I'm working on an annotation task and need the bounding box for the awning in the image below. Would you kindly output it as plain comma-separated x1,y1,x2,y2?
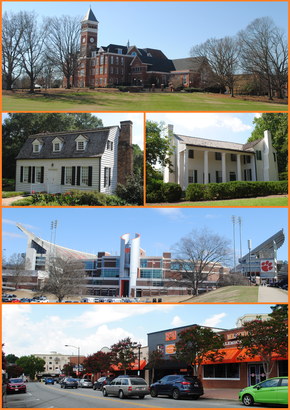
202,348,287,365
111,360,147,371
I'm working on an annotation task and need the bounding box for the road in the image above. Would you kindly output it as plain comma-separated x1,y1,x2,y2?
5,382,245,408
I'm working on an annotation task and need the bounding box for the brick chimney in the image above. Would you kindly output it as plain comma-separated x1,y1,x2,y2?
117,121,134,185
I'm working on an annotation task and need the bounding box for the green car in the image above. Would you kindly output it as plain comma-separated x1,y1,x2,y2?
239,377,288,406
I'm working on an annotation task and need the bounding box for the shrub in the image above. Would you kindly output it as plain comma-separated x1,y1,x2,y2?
115,174,143,206
162,183,182,202
105,195,129,206
279,172,288,181
70,190,107,206
185,184,206,201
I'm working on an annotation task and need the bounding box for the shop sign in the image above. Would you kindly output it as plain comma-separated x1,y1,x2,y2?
165,344,176,355
165,330,177,341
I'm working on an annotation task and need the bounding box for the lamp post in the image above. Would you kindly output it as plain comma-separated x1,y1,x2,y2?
137,344,141,376
248,240,252,284
65,344,80,377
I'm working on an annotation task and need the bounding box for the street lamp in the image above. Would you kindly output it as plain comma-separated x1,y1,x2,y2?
65,344,80,376
248,240,252,284
137,344,141,376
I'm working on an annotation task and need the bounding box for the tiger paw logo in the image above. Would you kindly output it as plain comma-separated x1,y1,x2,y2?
261,261,273,272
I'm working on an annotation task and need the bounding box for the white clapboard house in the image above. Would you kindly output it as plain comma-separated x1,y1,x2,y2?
15,121,133,194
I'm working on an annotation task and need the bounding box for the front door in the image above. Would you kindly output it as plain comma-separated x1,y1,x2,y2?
248,364,267,386
48,169,57,185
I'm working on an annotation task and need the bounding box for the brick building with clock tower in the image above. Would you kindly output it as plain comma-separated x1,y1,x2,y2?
64,7,208,89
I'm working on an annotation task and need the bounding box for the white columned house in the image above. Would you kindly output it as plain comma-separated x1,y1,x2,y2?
164,125,279,189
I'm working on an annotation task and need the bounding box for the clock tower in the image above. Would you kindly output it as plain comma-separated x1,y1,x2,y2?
80,7,98,57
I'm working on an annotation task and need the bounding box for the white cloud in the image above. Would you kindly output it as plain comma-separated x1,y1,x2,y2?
155,208,186,221
205,214,222,219
2,219,40,230
202,313,227,327
2,231,26,240
171,316,185,327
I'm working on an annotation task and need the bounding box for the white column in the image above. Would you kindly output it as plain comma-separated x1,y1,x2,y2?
204,150,209,184
183,149,188,190
177,149,181,185
222,152,227,182
237,154,242,181
251,155,257,181
263,130,270,181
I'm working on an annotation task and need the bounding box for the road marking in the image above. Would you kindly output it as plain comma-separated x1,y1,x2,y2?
44,386,163,408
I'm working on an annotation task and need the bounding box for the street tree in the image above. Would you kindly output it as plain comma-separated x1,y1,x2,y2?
2,113,103,179
147,349,165,383
133,144,144,176
237,309,288,379
247,113,288,174
2,11,26,90
146,120,174,180
4,253,31,290
45,15,81,89
20,12,48,93
190,36,241,96
173,326,226,376
16,355,45,380
39,257,86,302
62,362,75,376
6,365,24,378
83,351,113,375
238,17,288,100
171,227,232,296
269,304,288,318
110,337,138,375
2,344,7,370
5,354,19,364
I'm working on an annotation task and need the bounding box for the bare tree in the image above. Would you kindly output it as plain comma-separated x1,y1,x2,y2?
190,36,241,96
238,17,288,100
40,257,86,302
217,272,250,287
2,11,26,90
171,227,232,296
4,253,31,290
45,15,81,89
20,12,47,93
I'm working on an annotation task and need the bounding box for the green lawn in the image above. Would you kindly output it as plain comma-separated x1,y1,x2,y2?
147,196,288,207
2,91,288,111
182,286,259,303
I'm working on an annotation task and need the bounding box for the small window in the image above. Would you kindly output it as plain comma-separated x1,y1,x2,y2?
116,68,118,74
188,149,194,159
256,150,262,160
118,49,122,55
107,141,110,149
77,141,85,150
111,142,113,150
33,144,39,153
273,152,276,162
231,154,237,162
104,167,111,187
131,52,137,56
54,142,60,152
215,152,221,160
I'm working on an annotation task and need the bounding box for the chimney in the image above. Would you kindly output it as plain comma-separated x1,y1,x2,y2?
117,121,134,185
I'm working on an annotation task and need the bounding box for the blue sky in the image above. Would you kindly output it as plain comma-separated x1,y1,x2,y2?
146,113,261,144
2,2,288,59
2,113,144,149
2,304,275,357
2,208,288,263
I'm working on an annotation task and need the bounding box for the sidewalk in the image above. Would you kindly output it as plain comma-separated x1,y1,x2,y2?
258,286,288,303
203,388,240,401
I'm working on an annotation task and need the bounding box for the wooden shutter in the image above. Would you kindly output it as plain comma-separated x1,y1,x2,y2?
40,167,44,183
77,167,81,185
28,166,32,183
20,166,23,182
72,167,76,186
216,171,219,183
61,167,65,185
88,166,93,186
32,166,35,183
194,170,197,183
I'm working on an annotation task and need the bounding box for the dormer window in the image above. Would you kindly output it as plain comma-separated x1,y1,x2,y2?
54,143,60,152
118,49,122,54
33,144,40,153
77,141,84,150
147,53,152,57
52,137,63,152
107,141,113,150
131,52,137,56
32,139,42,153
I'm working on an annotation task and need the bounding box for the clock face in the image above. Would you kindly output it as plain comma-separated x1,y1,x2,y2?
90,37,95,43
82,37,86,43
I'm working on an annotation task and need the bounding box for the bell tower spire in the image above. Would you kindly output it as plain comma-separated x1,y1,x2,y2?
80,7,99,57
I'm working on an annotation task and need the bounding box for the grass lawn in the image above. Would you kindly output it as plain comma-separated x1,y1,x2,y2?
3,191,26,198
147,196,288,207
182,286,259,303
2,90,288,111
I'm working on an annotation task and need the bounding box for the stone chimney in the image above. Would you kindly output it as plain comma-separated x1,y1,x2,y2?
117,120,134,185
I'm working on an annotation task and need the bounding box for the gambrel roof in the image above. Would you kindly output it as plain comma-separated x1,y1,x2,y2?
16,127,118,160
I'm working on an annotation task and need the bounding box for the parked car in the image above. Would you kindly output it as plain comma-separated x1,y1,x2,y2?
79,379,93,388
6,378,27,394
150,375,204,400
20,298,31,303
60,378,78,389
45,378,54,385
93,376,115,390
239,377,288,406
103,376,149,399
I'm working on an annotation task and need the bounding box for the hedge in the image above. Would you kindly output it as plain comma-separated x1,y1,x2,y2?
185,181,288,202
146,180,182,203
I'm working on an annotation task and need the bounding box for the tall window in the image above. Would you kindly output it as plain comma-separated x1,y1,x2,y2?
111,56,114,64
35,167,42,183
100,55,104,65
81,167,88,185
215,152,221,160
231,154,237,162
66,167,72,184
188,149,194,159
104,167,111,187
256,150,262,160
23,167,29,182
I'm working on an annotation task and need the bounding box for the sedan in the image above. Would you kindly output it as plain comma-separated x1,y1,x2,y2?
7,378,27,394
60,378,78,389
45,378,54,385
239,377,288,406
93,376,115,390
79,379,93,388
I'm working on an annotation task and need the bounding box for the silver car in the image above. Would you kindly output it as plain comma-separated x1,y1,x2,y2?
103,376,149,399
79,378,93,388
